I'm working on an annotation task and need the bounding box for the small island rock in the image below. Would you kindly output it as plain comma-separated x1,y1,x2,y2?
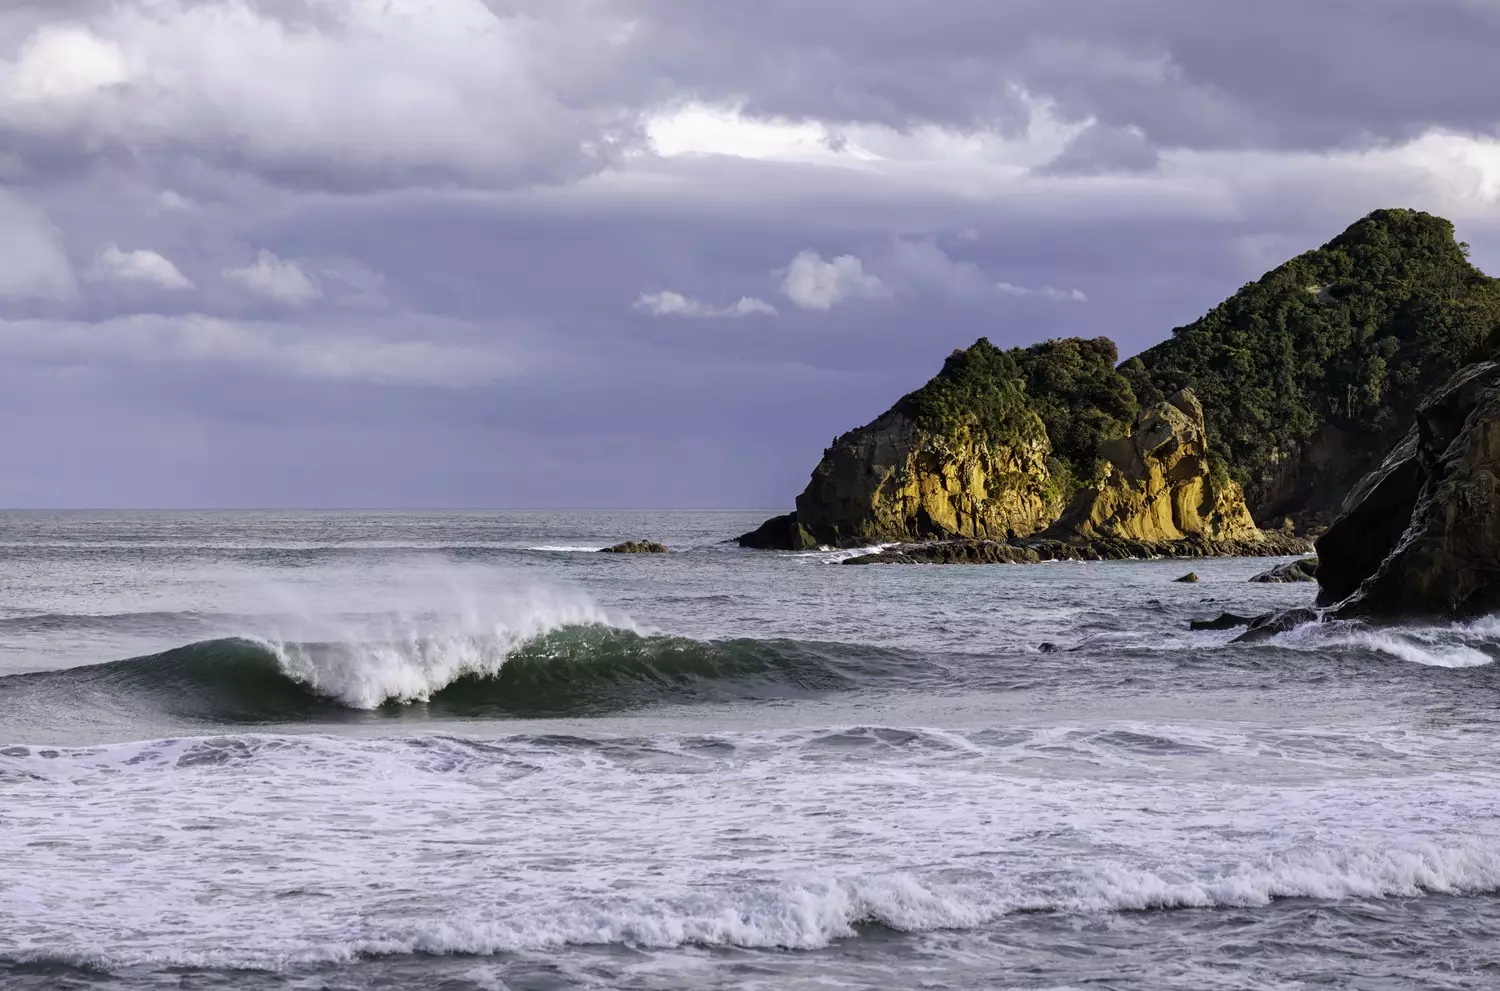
600,541,670,554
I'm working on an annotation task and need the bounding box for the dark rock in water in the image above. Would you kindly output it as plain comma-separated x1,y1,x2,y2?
1250,557,1320,583
1174,572,1200,583
844,540,1042,566
1232,608,1321,643
1319,361,1500,619
842,532,1310,566
1190,612,1260,631
1038,642,1059,653
600,541,670,554
736,513,820,551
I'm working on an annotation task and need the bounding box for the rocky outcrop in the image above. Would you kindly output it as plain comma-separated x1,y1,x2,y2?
1317,361,1500,619
747,376,1301,563
1250,558,1319,583
785,413,1061,547
1051,389,1263,545
600,540,669,554
736,513,819,551
1232,608,1322,643
737,337,1132,551
736,406,1065,551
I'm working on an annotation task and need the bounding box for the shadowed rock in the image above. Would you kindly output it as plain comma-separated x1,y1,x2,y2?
736,514,819,551
841,532,1309,565
1250,558,1320,583
1175,572,1200,583
1318,362,1500,619
1189,612,1260,631
1231,608,1321,643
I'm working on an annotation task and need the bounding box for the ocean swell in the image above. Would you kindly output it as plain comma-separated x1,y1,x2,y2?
0,629,918,722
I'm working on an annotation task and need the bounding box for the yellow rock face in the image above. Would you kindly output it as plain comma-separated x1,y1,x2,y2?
1059,389,1262,543
793,411,1063,545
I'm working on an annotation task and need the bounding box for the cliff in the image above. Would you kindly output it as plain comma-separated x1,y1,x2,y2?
739,337,1133,549
1053,388,1262,544
1125,208,1500,528
840,387,1309,565
1317,361,1500,618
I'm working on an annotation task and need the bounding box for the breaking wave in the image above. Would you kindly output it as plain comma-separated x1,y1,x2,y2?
0,628,923,722
5,842,1500,972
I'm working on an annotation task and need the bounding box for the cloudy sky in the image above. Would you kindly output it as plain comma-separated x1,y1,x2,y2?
1,0,1497,508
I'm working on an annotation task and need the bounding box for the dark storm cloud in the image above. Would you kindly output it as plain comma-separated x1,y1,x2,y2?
4,0,1494,199
1035,124,1161,177
625,0,1500,152
0,0,1496,507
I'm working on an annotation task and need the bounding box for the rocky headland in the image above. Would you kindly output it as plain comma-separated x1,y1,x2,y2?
740,208,1500,582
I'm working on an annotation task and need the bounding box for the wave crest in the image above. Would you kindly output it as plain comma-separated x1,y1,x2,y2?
1,628,917,722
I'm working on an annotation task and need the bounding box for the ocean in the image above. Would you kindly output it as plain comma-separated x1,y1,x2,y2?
2,510,1498,990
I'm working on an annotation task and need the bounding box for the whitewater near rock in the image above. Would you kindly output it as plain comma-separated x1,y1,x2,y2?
3,510,1500,991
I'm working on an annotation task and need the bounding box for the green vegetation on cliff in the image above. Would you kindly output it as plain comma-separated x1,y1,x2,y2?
1125,208,1500,518
895,336,1137,483
1012,337,1139,483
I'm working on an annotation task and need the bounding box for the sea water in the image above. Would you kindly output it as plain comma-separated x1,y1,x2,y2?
2,510,1498,990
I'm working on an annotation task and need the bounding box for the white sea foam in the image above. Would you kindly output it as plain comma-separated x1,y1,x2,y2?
1268,617,1499,668
253,584,641,709
806,543,896,564
6,726,1500,973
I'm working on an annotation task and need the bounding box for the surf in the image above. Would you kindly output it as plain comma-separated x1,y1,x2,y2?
0,628,924,723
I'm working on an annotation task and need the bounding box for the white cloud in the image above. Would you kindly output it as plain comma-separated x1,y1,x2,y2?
781,250,889,310
647,103,882,164
224,251,323,305
4,26,130,104
0,1,642,191
634,291,778,318
0,194,76,301
996,281,1088,302
91,245,194,290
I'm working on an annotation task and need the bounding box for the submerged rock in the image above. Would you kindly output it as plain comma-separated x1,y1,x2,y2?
1231,608,1322,643
600,541,670,554
1318,361,1500,619
1189,612,1260,631
1250,558,1320,583
1175,572,1201,583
